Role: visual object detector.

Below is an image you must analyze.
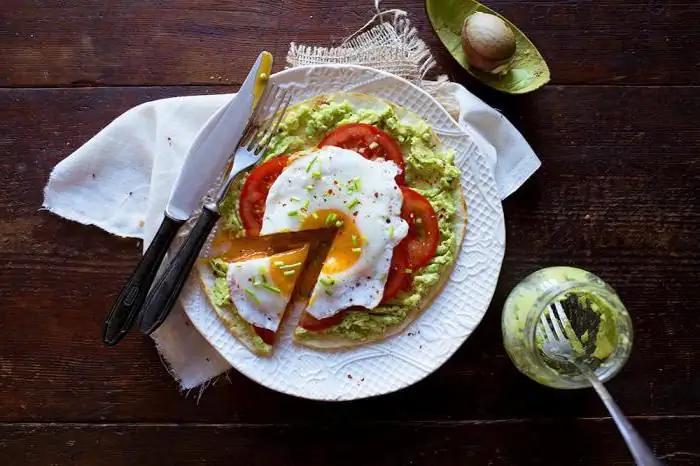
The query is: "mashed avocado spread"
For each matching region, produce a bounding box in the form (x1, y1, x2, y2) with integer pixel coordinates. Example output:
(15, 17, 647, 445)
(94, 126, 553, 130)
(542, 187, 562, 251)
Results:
(213, 96, 462, 342)
(209, 259, 270, 353)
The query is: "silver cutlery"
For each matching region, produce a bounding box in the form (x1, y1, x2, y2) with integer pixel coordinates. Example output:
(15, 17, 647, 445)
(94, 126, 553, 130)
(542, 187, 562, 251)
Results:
(138, 85, 293, 335)
(102, 51, 273, 346)
(540, 301, 663, 466)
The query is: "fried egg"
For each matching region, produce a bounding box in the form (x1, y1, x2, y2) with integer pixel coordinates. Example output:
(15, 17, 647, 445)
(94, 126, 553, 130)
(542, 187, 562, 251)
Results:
(261, 146, 408, 320)
(226, 246, 309, 331)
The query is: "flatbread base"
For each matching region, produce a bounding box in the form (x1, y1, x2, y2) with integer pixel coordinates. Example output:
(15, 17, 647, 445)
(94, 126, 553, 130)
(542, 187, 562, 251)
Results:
(293, 187, 468, 349)
(196, 262, 272, 356)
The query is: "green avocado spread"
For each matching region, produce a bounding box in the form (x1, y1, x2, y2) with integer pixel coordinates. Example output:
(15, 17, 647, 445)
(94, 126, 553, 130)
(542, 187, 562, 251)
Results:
(209, 259, 270, 353)
(215, 96, 462, 342)
(502, 266, 632, 387)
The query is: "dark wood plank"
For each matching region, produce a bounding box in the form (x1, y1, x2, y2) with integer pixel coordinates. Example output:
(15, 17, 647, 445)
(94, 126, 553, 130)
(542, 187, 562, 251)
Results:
(0, 85, 698, 423)
(1, 418, 699, 465)
(1, 1, 699, 87)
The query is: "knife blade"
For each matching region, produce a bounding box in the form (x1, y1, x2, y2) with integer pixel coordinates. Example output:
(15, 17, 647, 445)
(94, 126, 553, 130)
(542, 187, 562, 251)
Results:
(102, 51, 273, 346)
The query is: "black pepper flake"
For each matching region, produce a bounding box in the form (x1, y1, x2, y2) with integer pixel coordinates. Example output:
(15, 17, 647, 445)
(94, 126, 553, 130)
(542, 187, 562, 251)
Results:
(347, 374, 353, 379)
(374, 192, 379, 198)
(91, 173, 96, 179)
(360, 377, 365, 382)
(128, 191, 133, 196)
(205, 357, 210, 362)
(385, 218, 390, 224)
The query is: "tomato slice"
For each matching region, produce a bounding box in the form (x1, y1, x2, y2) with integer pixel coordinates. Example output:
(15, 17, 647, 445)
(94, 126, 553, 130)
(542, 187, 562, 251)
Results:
(381, 244, 412, 303)
(239, 155, 290, 236)
(319, 123, 405, 184)
(398, 187, 439, 270)
(253, 326, 276, 345)
(299, 309, 348, 332)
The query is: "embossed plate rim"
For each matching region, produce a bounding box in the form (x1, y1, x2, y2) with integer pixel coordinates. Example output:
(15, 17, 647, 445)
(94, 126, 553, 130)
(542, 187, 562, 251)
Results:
(180, 64, 505, 401)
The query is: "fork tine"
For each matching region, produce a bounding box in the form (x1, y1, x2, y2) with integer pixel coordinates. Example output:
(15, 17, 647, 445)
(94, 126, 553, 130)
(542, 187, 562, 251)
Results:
(540, 312, 555, 342)
(240, 84, 278, 148)
(252, 89, 293, 155)
(553, 301, 573, 332)
(548, 304, 567, 341)
(248, 88, 287, 151)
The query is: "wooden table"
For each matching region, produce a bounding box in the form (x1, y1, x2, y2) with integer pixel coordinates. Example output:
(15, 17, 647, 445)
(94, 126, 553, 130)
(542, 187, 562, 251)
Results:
(1, 1, 698, 464)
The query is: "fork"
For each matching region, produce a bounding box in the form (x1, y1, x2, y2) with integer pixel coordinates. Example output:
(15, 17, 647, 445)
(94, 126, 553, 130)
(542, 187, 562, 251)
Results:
(138, 86, 294, 335)
(540, 302, 663, 466)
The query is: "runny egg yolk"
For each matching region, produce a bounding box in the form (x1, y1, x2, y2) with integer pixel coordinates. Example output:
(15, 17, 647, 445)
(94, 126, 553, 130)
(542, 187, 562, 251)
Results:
(301, 209, 362, 274)
(268, 247, 308, 296)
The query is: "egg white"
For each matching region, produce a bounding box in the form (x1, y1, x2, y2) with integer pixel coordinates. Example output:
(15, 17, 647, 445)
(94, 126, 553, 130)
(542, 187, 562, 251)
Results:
(226, 256, 292, 331)
(261, 146, 408, 319)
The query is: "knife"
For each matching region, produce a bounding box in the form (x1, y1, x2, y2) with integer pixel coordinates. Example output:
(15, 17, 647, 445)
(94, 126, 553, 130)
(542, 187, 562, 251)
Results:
(102, 51, 273, 346)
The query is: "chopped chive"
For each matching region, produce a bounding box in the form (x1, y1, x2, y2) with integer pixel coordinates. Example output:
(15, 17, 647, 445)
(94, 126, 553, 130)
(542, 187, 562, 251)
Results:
(245, 288, 261, 304)
(287, 210, 299, 216)
(278, 262, 301, 270)
(305, 155, 319, 172)
(258, 266, 267, 275)
(351, 235, 358, 246)
(274, 261, 285, 266)
(347, 198, 360, 210)
(335, 220, 344, 228)
(352, 247, 362, 253)
(253, 278, 262, 287)
(302, 199, 310, 209)
(261, 283, 281, 294)
(353, 178, 362, 191)
(305, 185, 314, 191)
(325, 289, 333, 296)
(290, 196, 300, 202)
(312, 212, 319, 220)
(361, 235, 368, 243)
(280, 227, 291, 233)
(389, 226, 394, 238)
(311, 171, 321, 179)
(283, 270, 295, 276)
(404, 268, 413, 274)
(325, 213, 337, 225)
(319, 276, 335, 286)
(235, 264, 243, 269)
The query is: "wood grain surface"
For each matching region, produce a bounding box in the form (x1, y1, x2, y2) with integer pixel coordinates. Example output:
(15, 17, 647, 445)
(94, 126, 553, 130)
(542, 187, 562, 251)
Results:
(0, 0, 699, 464)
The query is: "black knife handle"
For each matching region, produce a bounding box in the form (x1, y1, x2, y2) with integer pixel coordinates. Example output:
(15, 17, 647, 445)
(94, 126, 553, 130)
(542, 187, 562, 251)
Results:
(138, 206, 221, 335)
(103, 215, 185, 346)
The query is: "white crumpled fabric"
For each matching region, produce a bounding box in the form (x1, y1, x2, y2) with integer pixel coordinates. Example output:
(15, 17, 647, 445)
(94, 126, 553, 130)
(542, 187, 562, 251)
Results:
(43, 4, 540, 391)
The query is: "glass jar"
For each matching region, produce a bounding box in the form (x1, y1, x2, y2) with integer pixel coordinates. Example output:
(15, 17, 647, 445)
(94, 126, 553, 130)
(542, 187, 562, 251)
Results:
(501, 266, 633, 389)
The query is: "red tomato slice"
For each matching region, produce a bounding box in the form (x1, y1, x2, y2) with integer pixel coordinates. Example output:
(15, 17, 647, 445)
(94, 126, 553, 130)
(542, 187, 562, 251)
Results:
(319, 123, 405, 184)
(299, 309, 348, 332)
(239, 155, 290, 236)
(398, 187, 440, 270)
(253, 326, 276, 345)
(381, 244, 412, 303)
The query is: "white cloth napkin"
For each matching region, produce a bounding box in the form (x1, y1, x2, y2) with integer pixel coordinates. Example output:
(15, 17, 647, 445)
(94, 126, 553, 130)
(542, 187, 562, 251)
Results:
(43, 8, 540, 391)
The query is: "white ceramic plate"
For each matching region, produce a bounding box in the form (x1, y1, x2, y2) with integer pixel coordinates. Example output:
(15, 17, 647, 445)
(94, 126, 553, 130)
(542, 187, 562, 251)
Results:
(180, 65, 505, 400)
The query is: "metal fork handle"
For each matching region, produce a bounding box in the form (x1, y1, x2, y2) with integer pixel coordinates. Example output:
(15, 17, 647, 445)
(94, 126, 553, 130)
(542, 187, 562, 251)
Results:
(138, 206, 221, 335)
(573, 361, 664, 466)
